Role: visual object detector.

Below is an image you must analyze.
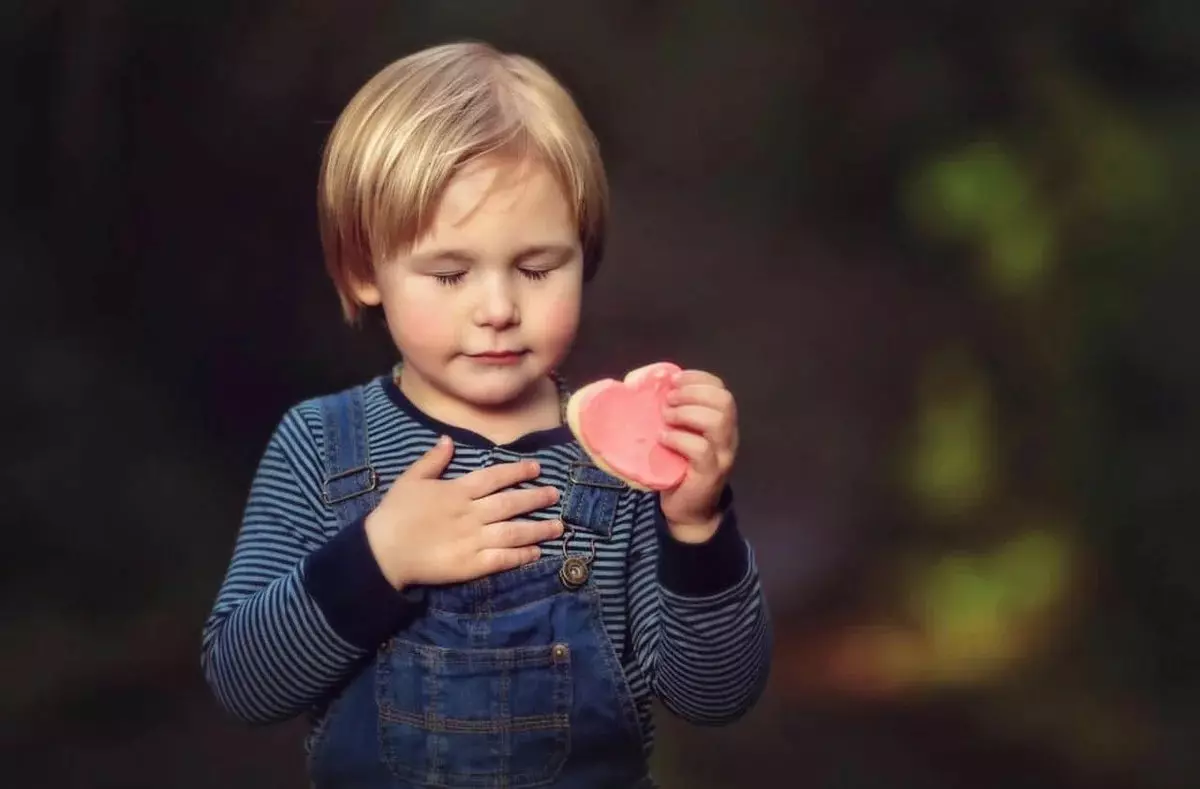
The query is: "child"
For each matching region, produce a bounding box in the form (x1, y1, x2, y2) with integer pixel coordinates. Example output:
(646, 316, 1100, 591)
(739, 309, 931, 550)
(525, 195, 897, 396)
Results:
(201, 41, 771, 789)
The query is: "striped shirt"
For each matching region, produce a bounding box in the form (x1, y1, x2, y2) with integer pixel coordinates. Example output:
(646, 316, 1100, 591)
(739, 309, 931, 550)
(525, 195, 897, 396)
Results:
(201, 373, 771, 754)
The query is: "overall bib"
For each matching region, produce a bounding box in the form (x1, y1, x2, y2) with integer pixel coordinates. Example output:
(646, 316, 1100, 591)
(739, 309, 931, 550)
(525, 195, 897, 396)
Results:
(305, 387, 654, 789)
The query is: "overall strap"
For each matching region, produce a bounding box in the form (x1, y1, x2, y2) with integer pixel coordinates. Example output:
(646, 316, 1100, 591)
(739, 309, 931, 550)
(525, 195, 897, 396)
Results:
(318, 385, 380, 527)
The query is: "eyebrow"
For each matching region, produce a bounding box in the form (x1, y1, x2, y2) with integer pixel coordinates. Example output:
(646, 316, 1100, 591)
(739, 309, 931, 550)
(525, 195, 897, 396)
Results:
(411, 244, 577, 266)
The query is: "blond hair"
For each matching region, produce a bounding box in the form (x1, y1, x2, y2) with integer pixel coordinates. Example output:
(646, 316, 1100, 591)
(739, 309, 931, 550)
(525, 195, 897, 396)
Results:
(317, 41, 609, 323)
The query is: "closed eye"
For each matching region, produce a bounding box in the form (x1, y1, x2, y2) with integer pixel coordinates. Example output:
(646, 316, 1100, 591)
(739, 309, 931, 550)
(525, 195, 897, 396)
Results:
(432, 267, 555, 287)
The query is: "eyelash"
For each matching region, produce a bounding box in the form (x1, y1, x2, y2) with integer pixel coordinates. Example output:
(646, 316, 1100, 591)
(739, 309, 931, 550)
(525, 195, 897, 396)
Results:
(433, 269, 551, 287)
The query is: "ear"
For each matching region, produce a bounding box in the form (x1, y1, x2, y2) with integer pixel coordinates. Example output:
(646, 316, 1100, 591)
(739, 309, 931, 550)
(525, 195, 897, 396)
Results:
(349, 274, 382, 306)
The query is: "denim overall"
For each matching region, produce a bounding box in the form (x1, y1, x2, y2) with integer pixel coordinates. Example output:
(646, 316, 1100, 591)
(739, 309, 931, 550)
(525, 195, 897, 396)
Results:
(306, 386, 654, 789)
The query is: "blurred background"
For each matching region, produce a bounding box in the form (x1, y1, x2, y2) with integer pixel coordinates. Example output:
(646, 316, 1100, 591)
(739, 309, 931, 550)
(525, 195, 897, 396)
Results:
(4, 1, 1199, 787)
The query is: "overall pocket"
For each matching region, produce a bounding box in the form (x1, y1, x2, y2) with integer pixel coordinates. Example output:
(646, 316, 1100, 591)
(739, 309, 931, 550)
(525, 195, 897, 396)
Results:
(376, 639, 573, 788)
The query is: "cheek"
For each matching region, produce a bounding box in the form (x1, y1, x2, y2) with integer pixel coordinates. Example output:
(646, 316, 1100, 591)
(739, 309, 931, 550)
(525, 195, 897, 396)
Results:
(537, 287, 581, 346)
(382, 283, 456, 353)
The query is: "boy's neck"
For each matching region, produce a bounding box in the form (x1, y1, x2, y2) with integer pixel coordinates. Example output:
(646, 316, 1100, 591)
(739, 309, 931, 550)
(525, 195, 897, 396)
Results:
(395, 363, 565, 447)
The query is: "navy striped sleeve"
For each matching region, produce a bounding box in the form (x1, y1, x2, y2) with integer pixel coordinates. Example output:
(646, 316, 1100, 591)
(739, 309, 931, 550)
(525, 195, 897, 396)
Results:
(200, 407, 368, 724)
(626, 489, 772, 726)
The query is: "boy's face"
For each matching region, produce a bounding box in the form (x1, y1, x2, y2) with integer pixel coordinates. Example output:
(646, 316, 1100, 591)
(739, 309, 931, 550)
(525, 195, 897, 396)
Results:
(353, 155, 583, 412)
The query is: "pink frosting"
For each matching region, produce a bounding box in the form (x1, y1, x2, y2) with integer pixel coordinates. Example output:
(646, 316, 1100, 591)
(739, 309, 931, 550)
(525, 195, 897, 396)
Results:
(577, 362, 688, 490)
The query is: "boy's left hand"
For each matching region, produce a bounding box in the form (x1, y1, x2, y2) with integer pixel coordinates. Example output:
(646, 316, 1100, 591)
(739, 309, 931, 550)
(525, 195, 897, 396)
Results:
(658, 369, 739, 543)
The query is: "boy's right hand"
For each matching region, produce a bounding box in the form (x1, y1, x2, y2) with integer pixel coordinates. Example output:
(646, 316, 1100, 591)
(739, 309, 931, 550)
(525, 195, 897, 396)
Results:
(363, 436, 563, 590)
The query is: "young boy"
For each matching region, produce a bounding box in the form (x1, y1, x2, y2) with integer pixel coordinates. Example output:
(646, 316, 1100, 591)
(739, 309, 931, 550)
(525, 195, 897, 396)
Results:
(201, 42, 771, 788)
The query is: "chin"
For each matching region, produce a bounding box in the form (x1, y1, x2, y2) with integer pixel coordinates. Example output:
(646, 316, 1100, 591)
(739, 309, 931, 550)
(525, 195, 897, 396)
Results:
(452, 377, 538, 409)
(448, 362, 549, 408)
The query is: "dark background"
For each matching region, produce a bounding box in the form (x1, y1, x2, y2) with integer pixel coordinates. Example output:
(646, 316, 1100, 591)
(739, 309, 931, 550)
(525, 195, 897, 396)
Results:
(5, 1, 1199, 787)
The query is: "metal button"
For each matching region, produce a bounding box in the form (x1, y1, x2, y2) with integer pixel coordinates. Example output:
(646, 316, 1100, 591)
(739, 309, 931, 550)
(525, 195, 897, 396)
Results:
(559, 556, 590, 589)
(552, 643, 569, 660)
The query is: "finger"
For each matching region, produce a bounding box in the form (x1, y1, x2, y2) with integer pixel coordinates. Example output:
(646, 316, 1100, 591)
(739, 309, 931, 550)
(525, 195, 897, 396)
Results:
(475, 485, 560, 524)
(475, 545, 543, 576)
(456, 459, 541, 499)
(665, 384, 735, 412)
(659, 428, 719, 474)
(480, 518, 565, 550)
(671, 369, 726, 390)
(662, 404, 726, 441)
(402, 435, 455, 480)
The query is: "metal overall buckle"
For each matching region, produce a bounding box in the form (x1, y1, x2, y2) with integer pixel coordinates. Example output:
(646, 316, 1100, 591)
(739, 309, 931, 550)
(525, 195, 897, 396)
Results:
(559, 527, 597, 590)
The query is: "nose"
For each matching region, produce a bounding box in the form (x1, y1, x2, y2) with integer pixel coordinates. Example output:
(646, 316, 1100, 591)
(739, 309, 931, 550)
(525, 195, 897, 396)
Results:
(472, 273, 520, 329)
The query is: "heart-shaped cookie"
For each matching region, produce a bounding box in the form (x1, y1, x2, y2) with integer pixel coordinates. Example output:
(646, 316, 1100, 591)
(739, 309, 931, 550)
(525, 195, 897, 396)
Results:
(565, 362, 689, 491)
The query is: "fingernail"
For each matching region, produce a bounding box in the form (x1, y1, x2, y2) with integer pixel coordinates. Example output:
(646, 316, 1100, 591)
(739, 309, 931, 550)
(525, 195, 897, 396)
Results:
(438, 435, 450, 447)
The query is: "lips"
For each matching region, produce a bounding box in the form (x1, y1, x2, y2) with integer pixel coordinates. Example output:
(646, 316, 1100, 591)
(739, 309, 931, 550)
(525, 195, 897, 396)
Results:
(467, 350, 527, 365)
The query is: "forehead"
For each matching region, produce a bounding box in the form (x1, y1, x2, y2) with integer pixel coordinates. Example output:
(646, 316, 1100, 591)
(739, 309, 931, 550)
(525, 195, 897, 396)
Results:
(416, 155, 577, 251)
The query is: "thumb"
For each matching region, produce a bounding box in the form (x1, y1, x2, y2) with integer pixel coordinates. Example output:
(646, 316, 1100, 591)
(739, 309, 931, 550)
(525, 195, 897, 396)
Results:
(402, 435, 454, 480)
